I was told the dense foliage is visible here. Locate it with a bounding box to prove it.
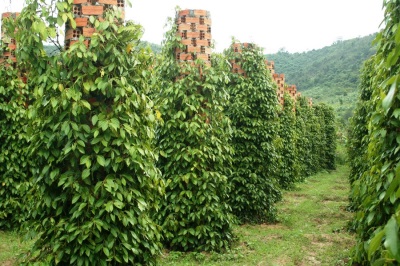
[0,53,31,229]
[266,34,376,91]
[224,43,282,223]
[16,1,163,265]
[276,93,300,189]
[348,0,400,264]
[154,22,235,252]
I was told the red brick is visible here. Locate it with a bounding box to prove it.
[178,10,190,17]
[184,17,200,24]
[73,0,90,4]
[194,10,207,16]
[65,29,82,40]
[98,0,118,4]
[7,43,16,50]
[82,5,104,15]
[186,32,200,38]
[83,28,96,37]
[75,17,89,27]
[69,39,90,47]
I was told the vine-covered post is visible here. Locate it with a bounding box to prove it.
[225,42,281,223]
[17,0,163,264]
[0,11,32,230]
[154,9,235,252]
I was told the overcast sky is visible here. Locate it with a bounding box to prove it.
[1,0,384,53]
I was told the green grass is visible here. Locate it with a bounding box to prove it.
[0,230,33,266]
[0,165,354,265]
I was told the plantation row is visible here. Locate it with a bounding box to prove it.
[0,3,335,265]
[347,0,400,264]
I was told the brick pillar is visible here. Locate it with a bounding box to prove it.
[272,73,285,105]
[175,9,212,66]
[65,0,125,50]
[1,12,19,67]
[285,84,297,100]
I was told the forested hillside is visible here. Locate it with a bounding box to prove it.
[266,34,377,123]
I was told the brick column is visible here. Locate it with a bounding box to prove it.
[1,12,19,67]
[175,9,212,66]
[272,73,285,105]
[65,0,125,49]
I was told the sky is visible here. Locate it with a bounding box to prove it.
[1,0,384,53]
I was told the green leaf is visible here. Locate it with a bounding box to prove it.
[384,217,400,260]
[368,230,385,260]
[382,82,396,111]
[82,169,90,179]
[97,155,106,166]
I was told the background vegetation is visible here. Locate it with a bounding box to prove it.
[266,34,377,124]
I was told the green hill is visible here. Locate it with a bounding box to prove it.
[266,34,377,123]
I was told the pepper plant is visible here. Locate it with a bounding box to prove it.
[0,19,32,229]
[17,1,163,264]
[154,19,235,252]
[224,42,281,223]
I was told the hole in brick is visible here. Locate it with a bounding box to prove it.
[234,68,238,73]
[200,16,204,25]
[65,40,71,50]
[73,6,82,16]
[200,31,205,40]
[208,39,211,46]
[181,30,187,39]
[117,0,124,7]
[207,26,211,33]
[176,52,180,60]
[184,45,188,53]
[73,29,82,38]
[181,16,186,23]
[190,23,196,31]
[234,47,239,52]
[11,39,16,45]
[193,53,197,60]
[191,38,197,47]
[201,46,205,53]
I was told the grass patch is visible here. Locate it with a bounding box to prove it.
[0,165,354,265]
[0,231,33,266]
